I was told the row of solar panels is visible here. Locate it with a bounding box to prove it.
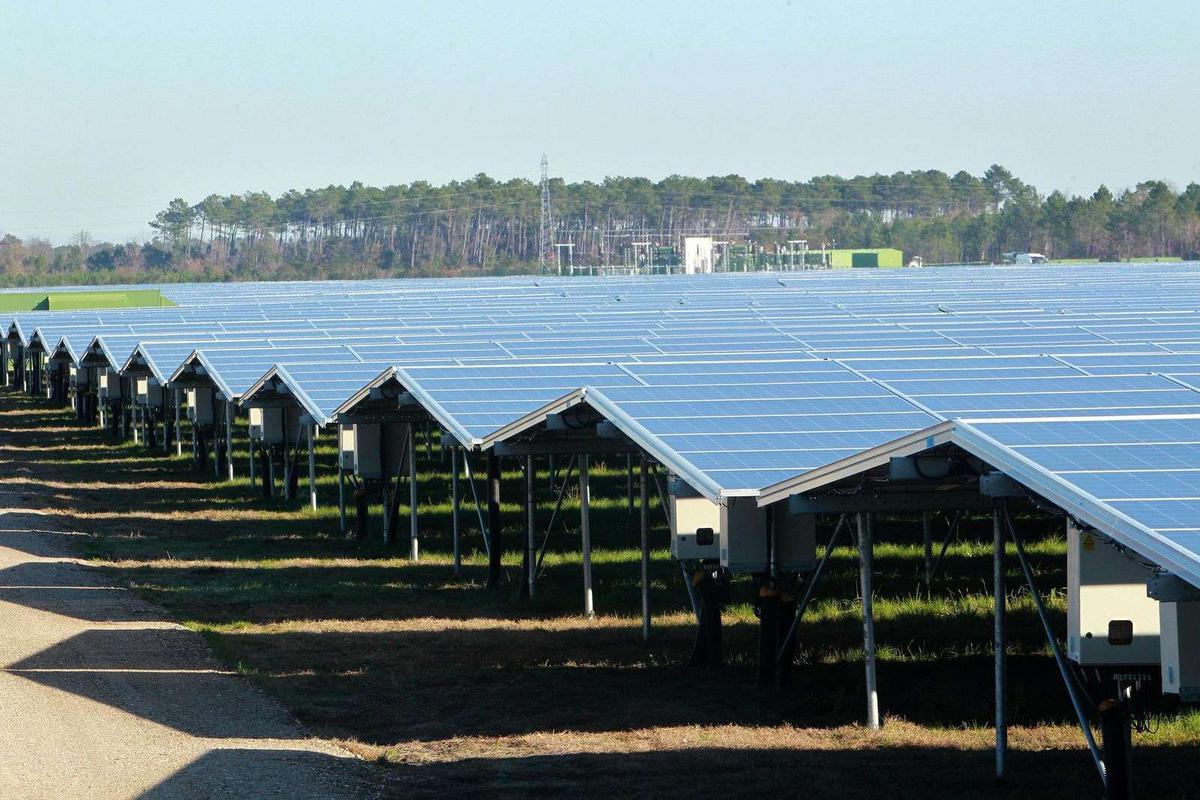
[5,262,1200,586]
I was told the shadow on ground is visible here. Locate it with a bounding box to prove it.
[136,747,376,800]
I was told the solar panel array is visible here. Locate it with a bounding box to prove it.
[4,263,1200,583]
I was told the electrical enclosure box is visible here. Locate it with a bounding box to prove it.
[186,386,214,425]
[249,407,284,444]
[1067,522,1160,666]
[338,425,355,470]
[353,423,381,477]
[99,369,121,401]
[1160,601,1200,702]
[671,494,722,561]
[249,407,300,444]
[136,377,162,406]
[351,423,405,479]
[776,510,818,573]
[720,497,816,574]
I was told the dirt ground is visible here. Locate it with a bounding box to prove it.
[0,508,395,798]
[3,394,1199,799]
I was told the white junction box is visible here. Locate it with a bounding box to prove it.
[248,407,302,445]
[136,377,162,406]
[353,423,381,477]
[99,369,121,400]
[349,423,405,479]
[1067,522,1160,666]
[250,407,283,444]
[1160,601,1200,701]
[338,425,355,470]
[186,386,214,424]
[671,493,722,561]
[720,497,816,574]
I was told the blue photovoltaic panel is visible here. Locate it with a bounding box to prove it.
[397,363,644,441]
[889,374,1200,419]
[962,415,1200,580]
[9,261,1200,588]
[587,374,939,491]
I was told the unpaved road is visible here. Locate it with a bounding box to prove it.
[0,510,390,799]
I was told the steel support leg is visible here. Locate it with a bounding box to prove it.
[525,454,536,598]
[580,454,594,617]
[408,424,418,560]
[174,390,182,457]
[1006,508,1105,783]
[994,500,1008,782]
[639,454,650,643]
[626,454,634,516]
[308,424,318,511]
[337,466,346,534]
[923,511,934,586]
[451,446,461,575]
[858,512,880,729]
[226,401,235,482]
[486,451,502,589]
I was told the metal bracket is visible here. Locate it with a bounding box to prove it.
[1148,573,1200,602]
[789,491,996,514]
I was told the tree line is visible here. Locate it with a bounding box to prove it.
[2,164,1199,284]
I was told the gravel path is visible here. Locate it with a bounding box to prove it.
[0,511,389,799]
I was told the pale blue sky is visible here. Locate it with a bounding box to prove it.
[1,0,1197,242]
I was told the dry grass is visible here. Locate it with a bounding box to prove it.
[3,389,1199,799]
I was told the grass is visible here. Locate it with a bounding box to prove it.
[3,388,1199,798]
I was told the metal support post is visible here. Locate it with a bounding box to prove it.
[626,454,634,516]
[249,436,257,491]
[226,401,235,482]
[923,511,934,586]
[1006,509,1105,782]
[994,500,1008,782]
[451,446,461,575]
[580,454,595,618]
[308,424,318,511]
[486,451,502,589]
[162,395,171,454]
[174,390,183,457]
[408,424,418,560]
[337,464,346,534]
[639,454,650,643]
[525,454,536,598]
[858,512,880,729]
[1099,699,1132,800]
[282,431,292,498]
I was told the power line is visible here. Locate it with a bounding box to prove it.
[539,155,552,275]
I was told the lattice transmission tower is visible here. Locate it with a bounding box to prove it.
[538,154,553,274]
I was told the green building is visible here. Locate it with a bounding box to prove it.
[0,289,174,312]
[821,248,905,269]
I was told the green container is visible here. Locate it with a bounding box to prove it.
[0,289,174,312]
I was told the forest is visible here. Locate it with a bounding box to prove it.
[1,164,1198,284]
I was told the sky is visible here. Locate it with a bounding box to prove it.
[0,0,1197,243]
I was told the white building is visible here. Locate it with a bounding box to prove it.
[682,236,714,274]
